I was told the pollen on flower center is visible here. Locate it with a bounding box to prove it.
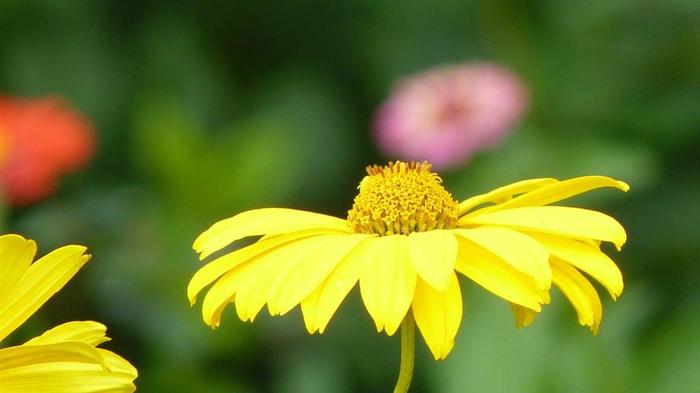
[347,161,459,235]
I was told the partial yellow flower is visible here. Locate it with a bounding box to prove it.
[0,234,137,392]
[189,161,628,360]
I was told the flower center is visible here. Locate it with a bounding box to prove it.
[347,161,459,235]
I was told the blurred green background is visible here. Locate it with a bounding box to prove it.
[1,1,699,392]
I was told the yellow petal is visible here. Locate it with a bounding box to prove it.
[0,342,104,372]
[236,234,347,322]
[551,258,603,333]
[193,208,351,259]
[301,241,369,334]
[467,176,629,216]
[24,321,109,347]
[201,234,338,326]
[529,233,623,299]
[412,273,462,360]
[454,238,545,311]
[231,257,279,323]
[453,227,551,289]
[510,304,538,329]
[21,324,137,382]
[97,348,138,379]
[23,321,137,380]
[459,206,627,249]
[267,234,369,316]
[0,234,37,300]
[359,236,417,335]
[0,369,135,393]
[407,230,456,291]
[0,347,135,392]
[0,246,90,342]
[188,228,336,305]
[458,178,558,214]
[200,259,255,328]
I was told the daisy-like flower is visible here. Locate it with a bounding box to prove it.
[189,161,627,392]
[374,62,527,170]
[0,95,95,206]
[0,234,137,392]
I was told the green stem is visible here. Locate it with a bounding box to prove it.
[393,311,416,393]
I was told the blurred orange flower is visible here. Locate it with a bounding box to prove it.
[0,96,95,206]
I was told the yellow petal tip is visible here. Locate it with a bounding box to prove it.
[616,180,630,192]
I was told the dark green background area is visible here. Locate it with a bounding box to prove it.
[1,1,699,392]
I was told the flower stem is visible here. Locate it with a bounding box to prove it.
[393,311,416,393]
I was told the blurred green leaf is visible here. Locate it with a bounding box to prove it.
[448,125,659,203]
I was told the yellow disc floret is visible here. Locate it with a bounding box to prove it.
[348,161,459,235]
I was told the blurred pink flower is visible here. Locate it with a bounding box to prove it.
[0,96,95,206]
[373,62,528,170]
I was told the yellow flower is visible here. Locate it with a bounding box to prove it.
[0,234,137,392]
[188,161,628,361]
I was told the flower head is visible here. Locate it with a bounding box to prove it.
[0,234,137,392]
[189,161,627,360]
[0,96,95,206]
[348,162,459,235]
[374,63,528,170]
